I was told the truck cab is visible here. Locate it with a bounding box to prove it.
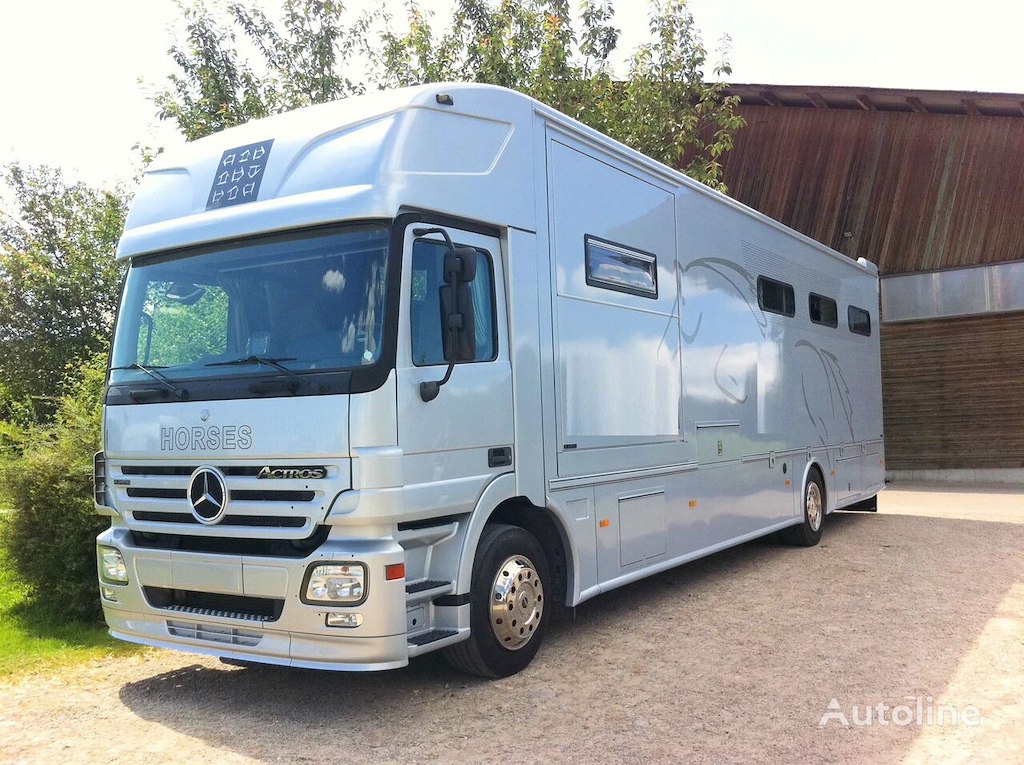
[96,85,549,675]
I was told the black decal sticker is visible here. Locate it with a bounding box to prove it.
[207,139,274,211]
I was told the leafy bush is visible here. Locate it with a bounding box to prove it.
[0,383,33,472]
[1,353,108,620]
[0,419,27,462]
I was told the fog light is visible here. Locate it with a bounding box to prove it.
[101,586,118,602]
[326,612,363,628]
[98,546,128,584]
[303,563,366,604]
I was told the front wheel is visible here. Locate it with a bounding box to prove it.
[444,524,550,678]
[781,470,825,547]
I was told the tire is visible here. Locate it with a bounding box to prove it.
[781,469,825,547]
[444,524,550,678]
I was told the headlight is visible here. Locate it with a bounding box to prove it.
[303,563,366,605]
[99,546,128,584]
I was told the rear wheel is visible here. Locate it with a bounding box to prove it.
[444,524,550,678]
[782,469,825,547]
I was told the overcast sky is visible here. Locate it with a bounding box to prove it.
[0,0,1019,189]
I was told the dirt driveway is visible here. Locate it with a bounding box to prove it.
[2,484,1022,764]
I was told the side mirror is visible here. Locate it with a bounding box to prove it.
[439,282,476,362]
[444,246,478,284]
[165,281,206,305]
[412,227,480,402]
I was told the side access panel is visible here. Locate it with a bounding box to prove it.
[545,130,688,479]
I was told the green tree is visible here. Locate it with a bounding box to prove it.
[615,3,743,185]
[0,165,127,418]
[373,0,743,186]
[154,0,373,140]
[156,0,744,189]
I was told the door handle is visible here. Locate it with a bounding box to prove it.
[488,447,513,468]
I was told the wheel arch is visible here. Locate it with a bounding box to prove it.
[801,459,829,513]
[456,475,575,611]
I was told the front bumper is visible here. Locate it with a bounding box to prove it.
[98,525,411,671]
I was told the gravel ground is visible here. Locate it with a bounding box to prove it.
[2,484,1022,764]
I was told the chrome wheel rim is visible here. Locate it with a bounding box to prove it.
[806,481,823,532]
[489,554,544,651]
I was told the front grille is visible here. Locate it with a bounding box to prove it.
[128,488,186,499]
[132,511,307,528]
[114,461,340,537]
[230,489,316,502]
[127,488,314,503]
[122,465,194,476]
[121,465,319,478]
[166,619,263,647]
[129,526,330,557]
[146,587,284,622]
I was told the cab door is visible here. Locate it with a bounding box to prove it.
[395,222,513,517]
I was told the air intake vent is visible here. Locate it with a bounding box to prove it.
[131,511,307,528]
[129,526,329,557]
[166,619,263,646]
[230,489,316,502]
[121,465,195,476]
[128,488,187,499]
[126,488,314,502]
[146,587,284,622]
[121,465,313,477]
[93,451,107,505]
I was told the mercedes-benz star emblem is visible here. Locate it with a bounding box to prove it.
[187,466,228,524]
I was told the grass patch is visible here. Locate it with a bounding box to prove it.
[0,545,140,679]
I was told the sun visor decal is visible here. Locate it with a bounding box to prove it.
[206,139,274,211]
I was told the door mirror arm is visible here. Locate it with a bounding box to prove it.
[419,362,454,402]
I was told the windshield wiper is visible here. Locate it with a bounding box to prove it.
[111,363,189,400]
[206,356,304,390]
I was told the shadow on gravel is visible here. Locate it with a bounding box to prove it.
[117,510,1024,763]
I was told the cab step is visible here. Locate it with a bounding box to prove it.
[407,628,458,647]
[404,579,454,606]
[405,579,450,594]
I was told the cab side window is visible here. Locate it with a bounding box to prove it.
[410,239,497,366]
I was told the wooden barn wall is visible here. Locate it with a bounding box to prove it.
[880,312,1024,470]
[720,107,1024,276]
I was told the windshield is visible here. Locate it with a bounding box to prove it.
[110,224,389,388]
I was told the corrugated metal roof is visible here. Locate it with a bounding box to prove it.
[727,84,1024,117]
[718,101,1024,275]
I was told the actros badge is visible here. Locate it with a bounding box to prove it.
[257,466,327,480]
